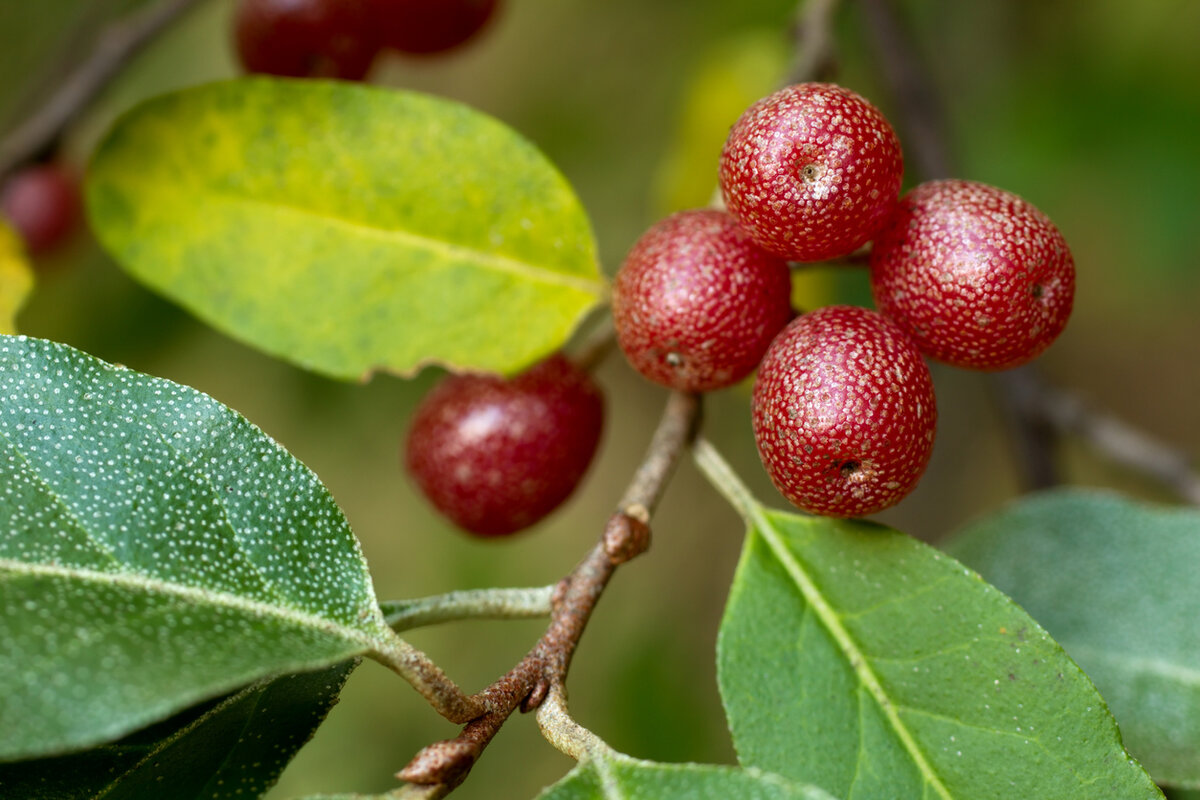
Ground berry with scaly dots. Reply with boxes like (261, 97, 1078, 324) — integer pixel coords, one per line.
(368, 0, 497, 54)
(1, 164, 80, 256)
(870, 179, 1075, 371)
(234, 0, 379, 80)
(720, 82, 903, 263)
(405, 355, 604, 537)
(612, 209, 793, 392)
(752, 305, 936, 518)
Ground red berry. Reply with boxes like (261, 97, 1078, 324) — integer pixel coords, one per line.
(752, 305, 936, 518)
(233, 0, 379, 80)
(1, 164, 80, 256)
(869, 179, 1075, 371)
(405, 355, 604, 537)
(612, 209, 793, 392)
(368, 0, 497, 55)
(719, 82, 903, 263)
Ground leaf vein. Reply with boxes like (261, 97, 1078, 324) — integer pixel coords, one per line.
(0, 559, 379, 651)
(0, 426, 122, 569)
(215, 192, 607, 297)
(749, 517, 954, 800)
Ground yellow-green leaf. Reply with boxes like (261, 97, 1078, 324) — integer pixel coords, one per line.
(0, 222, 32, 334)
(86, 79, 607, 380)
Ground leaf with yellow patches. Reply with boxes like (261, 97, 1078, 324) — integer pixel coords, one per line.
(0, 221, 32, 334)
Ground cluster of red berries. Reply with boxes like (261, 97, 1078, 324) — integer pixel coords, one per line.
(405, 82, 1075, 537)
(234, 0, 497, 80)
(620, 82, 1074, 518)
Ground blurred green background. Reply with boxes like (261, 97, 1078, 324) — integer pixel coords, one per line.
(3, 0, 1199, 797)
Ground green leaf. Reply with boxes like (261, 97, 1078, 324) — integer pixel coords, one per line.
(693, 442, 1162, 800)
(0, 222, 33, 334)
(0, 335, 403, 759)
(535, 753, 837, 800)
(0, 659, 357, 799)
(86, 78, 607, 380)
(946, 489, 1200, 788)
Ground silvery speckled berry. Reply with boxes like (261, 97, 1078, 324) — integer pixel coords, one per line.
(613, 209, 793, 392)
(752, 305, 936, 517)
(870, 179, 1075, 371)
(720, 83, 903, 263)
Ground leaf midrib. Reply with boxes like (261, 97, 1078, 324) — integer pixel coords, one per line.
(749, 511, 953, 800)
(204, 192, 608, 297)
(0, 558, 384, 651)
(0, 380, 306, 611)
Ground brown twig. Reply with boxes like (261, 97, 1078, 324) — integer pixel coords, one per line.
(0, 0, 205, 181)
(856, 0, 953, 182)
(396, 391, 702, 793)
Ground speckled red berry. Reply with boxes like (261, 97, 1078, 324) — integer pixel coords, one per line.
(870, 180, 1075, 371)
(752, 305, 936, 517)
(719, 82, 903, 263)
(1, 164, 79, 256)
(368, 0, 497, 55)
(405, 355, 604, 537)
(234, 0, 379, 80)
(612, 209, 793, 393)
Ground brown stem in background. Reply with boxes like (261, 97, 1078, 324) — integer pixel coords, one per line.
(856, 0, 953, 182)
(857, 0, 1200, 503)
(856, 0, 1061, 490)
(1002, 369, 1200, 505)
(571, 314, 618, 374)
(397, 391, 702, 794)
(788, 0, 843, 85)
(0, 0, 205, 181)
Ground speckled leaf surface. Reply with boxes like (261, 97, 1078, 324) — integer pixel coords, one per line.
(0, 659, 357, 798)
(535, 753, 837, 800)
(717, 506, 1162, 799)
(86, 78, 606, 380)
(948, 489, 1200, 788)
(0, 335, 398, 759)
(0, 222, 32, 334)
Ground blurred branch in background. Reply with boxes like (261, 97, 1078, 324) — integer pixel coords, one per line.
(0, 0, 205, 180)
(857, 0, 1200, 505)
(1003, 368, 1200, 506)
(787, 0, 841, 85)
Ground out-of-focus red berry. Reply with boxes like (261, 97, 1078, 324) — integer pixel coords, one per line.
(1, 164, 80, 256)
(369, 0, 497, 55)
(234, 0, 379, 80)
(405, 355, 604, 538)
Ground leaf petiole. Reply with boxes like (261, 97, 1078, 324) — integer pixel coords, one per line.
(380, 586, 555, 632)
